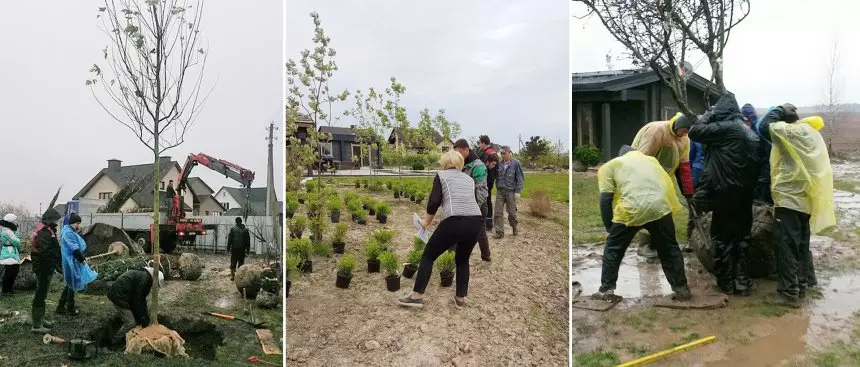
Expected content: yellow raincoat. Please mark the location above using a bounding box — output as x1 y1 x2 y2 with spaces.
769 116 836 233
631 113 691 176
597 150 682 227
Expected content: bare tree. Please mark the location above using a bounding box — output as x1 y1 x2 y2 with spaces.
87 0 212 324
575 0 750 115
820 37 844 155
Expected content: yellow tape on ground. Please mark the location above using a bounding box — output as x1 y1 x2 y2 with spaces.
617 335 716 367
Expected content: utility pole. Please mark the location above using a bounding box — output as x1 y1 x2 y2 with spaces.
265 122 279 263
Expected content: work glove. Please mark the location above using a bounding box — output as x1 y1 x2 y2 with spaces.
780 103 799 123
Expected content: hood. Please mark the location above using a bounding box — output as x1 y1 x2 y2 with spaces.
236 223 246 229
618 145 636 156
741 103 758 122
41 208 61 224
799 116 825 131
708 93 742 122
465 150 479 165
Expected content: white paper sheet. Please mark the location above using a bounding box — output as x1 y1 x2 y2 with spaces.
413 213 428 243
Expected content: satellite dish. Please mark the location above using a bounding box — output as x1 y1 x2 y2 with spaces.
678 61 694 81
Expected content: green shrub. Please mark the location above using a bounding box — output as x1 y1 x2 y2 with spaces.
337 255 356 278
305 179 319 192
368 180 384 192
364 239 383 261
404 154 426 170
376 203 391 217
413 236 426 251
312 240 332 257
309 215 327 243
436 250 455 273
326 196 341 215
406 248 422 265
286 199 299 216
332 223 349 244
285 253 302 281
285 191 298 202
307 198 323 218
385 181 394 190
288 216 308 236
372 229 396 247
354 179 361 188
573 144 601 167
346 200 362 215
356 209 368 221
343 191 359 205
287 238 312 261
379 251 399 277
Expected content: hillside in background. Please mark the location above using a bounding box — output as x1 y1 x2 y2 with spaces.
747 103 860 153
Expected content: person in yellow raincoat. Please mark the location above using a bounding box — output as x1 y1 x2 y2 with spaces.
755 103 836 308
594 145 691 301
631 113 696 258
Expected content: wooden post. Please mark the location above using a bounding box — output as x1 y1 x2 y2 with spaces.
602 102 612 161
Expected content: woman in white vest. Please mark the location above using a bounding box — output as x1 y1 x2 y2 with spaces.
399 150 484 308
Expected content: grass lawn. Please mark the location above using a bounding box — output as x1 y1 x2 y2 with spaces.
572 174 689 245
327 172 569 203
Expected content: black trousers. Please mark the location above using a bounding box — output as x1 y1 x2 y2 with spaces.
230 252 246 273
1 264 19 293
57 286 76 311
413 216 482 298
486 183 494 228
31 268 53 308
774 207 811 298
710 190 754 293
600 214 688 292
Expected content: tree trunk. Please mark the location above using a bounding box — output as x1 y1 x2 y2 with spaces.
150 135 161 325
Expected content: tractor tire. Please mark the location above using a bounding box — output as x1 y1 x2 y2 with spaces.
160 231 178 254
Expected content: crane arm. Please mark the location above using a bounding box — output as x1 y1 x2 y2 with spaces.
172 153 256 220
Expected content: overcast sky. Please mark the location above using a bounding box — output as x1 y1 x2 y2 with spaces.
571 0 859 108
0 1 283 213
286 0 570 153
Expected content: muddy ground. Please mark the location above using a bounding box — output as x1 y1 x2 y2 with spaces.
286 186 570 366
572 159 860 366
0 253 282 366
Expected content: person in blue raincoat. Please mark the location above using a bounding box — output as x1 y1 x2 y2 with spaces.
57 214 97 316
686 141 706 239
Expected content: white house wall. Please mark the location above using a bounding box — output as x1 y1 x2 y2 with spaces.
214 188 241 210
81 175 120 201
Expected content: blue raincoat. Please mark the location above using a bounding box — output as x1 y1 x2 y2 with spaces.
60 225 98 291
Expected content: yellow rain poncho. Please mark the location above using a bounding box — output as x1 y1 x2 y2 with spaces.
769 116 836 233
631 113 691 177
597 150 682 227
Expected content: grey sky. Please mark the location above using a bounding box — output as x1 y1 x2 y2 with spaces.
571 0 859 108
286 0 570 153
0 1 283 213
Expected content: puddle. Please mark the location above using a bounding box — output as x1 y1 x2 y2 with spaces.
572 249 674 299
806 274 860 349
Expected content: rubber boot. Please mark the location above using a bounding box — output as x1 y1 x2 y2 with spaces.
31 306 50 333
713 240 735 294
672 285 692 301
230 269 235 281
55 288 68 314
734 239 753 296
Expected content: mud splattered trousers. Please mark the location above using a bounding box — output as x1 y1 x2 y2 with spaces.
774 207 811 299
112 304 137 345
599 214 688 293
493 190 518 236
710 189 754 294
413 216 483 298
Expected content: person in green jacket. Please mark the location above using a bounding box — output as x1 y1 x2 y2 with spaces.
1 214 22 297
453 139 491 261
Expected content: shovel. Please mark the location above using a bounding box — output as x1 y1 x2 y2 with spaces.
202 312 265 328
682 197 711 250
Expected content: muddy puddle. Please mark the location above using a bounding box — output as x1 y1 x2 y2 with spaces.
572 251 674 299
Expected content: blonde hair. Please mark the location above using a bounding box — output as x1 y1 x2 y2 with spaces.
439 150 464 171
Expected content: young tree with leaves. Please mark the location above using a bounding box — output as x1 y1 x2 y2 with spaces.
88 0 211 324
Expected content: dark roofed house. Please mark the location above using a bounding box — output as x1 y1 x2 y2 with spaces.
215 186 282 217
319 125 383 170
572 68 724 161
387 127 452 153
72 157 195 212
187 177 225 216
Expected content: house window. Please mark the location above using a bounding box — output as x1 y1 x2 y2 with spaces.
98 192 113 200
222 202 229 210
204 211 209 216
320 142 333 155
576 103 595 146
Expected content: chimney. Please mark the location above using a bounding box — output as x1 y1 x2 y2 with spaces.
107 159 122 172
350 125 356 129
159 156 172 164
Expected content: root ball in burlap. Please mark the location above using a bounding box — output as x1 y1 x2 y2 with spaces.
178 253 203 281
13 260 37 291
234 264 264 299
125 324 189 358
255 290 280 309
688 202 776 278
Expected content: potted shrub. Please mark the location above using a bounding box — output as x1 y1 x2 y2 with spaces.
436 250 455 287
288 238 313 273
288 216 308 239
362 178 369 188
415 189 426 204
413 236 426 252
365 239 382 273
343 190 359 204
376 203 391 224
284 253 301 297
312 240 332 257
403 248 422 279
393 184 401 199
309 215 327 244
372 229 396 249
386 181 393 190
285 199 299 219
356 209 368 225
298 192 307 204
347 200 362 222
379 251 400 292
365 198 377 216
335 254 355 289
327 196 342 223
306 194 322 218
305 179 319 193
354 179 361 188
573 144 601 172
331 223 348 254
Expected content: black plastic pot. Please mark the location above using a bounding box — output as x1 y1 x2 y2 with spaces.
290 231 303 239
385 276 401 292
330 212 340 223
355 182 361 188
357 218 367 225
362 204 370 211
403 264 417 279
367 259 380 273
368 207 376 216
298 198 306 204
351 213 359 222
377 214 388 224
285 280 292 298
286 212 295 219
394 191 400 199
440 271 454 287
301 260 313 273
332 242 345 254
411 196 417 202
335 274 352 289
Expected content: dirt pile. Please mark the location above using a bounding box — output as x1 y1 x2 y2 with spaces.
178 253 203 281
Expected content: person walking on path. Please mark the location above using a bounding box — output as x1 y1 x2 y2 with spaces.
30 209 62 333
594 145 691 301
477 135 498 231
398 151 484 308
0 214 22 297
755 104 835 307
228 217 251 280
493 146 525 239
453 139 491 262
57 214 96 316
107 266 162 345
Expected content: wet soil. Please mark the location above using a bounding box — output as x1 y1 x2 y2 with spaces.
572 161 860 366
287 188 570 366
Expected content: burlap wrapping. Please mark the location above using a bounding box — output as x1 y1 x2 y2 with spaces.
124 324 189 358
178 253 203 281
